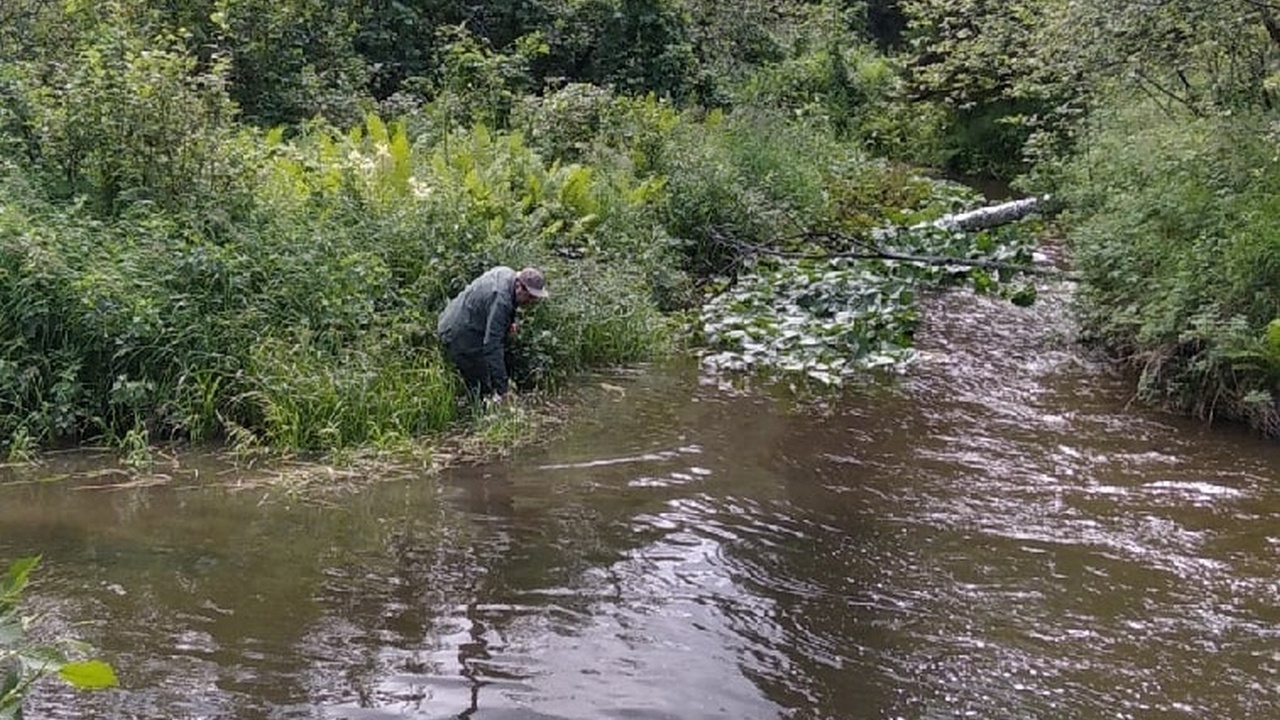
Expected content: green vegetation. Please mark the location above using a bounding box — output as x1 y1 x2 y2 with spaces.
702 178 1038 385
1061 105 1280 434
2 557 118 719
0 0 1275 457
889 0 1280 436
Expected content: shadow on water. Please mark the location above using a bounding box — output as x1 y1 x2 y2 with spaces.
4 275 1280 720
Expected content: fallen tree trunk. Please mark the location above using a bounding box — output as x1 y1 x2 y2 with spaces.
927 195 1047 232
714 229 1069 277
710 194 1071 277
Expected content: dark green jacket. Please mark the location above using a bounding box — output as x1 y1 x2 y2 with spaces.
436 266 517 393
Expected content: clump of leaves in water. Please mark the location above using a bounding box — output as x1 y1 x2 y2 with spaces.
700 218 1039 386
702 257 919 384
2 557 117 719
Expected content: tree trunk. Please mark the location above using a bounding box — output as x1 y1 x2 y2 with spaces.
928 196 1045 232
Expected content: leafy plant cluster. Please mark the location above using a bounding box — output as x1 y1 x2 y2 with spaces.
2 557 117 719
702 258 920 384
0 102 688 457
701 179 1038 386
891 0 1279 436
1060 104 1280 434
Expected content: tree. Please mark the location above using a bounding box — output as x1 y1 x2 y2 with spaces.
1034 0 1279 114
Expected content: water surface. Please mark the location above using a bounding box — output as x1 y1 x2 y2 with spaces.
4 281 1279 720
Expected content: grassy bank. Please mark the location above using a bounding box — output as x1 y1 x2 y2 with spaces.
1 89 1043 462
1057 101 1280 437
0 107 680 460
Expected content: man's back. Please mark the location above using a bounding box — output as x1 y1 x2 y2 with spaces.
437 265 516 356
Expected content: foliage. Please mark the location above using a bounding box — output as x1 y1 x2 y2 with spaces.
509 259 675 390
555 0 698 99
1061 99 1280 433
5 2 252 218
211 0 370 127
1034 0 1279 114
724 1 951 164
247 338 458 452
896 0 1278 179
422 24 542 131
652 107 860 278
0 107 682 455
2 557 117 720
701 257 919 384
700 192 1040 386
894 0 1049 175
513 84 682 173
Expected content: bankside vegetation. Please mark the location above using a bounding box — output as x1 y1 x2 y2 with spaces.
0 0 1276 465
902 0 1280 435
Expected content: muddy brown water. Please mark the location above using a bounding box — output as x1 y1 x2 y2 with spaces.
3 279 1279 720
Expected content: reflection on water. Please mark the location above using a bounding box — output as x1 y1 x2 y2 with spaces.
3 281 1280 720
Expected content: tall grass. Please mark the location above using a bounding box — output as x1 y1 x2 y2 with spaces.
0 109 684 456
248 339 458 451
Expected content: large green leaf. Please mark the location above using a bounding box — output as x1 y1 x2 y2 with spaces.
1264 318 1280 357
0 559 39 601
57 661 117 690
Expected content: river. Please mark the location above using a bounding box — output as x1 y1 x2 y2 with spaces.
3 273 1279 719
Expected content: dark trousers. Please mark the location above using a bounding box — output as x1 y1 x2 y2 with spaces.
442 343 493 397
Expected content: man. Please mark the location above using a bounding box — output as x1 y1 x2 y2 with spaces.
436 266 549 401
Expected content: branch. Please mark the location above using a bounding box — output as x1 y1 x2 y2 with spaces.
1132 69 1203 116
711 228 1075 279
925 195 1047 232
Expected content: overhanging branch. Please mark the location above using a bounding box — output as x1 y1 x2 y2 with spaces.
711 228 1074 279
709 196 1075 279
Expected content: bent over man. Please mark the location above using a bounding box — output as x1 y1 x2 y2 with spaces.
436 266 548 401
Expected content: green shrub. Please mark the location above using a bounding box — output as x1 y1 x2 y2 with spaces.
513 84 681 174
11 12 251 217
1061 100 1280 433
509 259 676 390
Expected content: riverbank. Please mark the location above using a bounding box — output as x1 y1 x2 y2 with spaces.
0 392 571 498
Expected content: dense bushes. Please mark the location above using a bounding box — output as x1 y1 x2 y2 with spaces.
0 105 686 458
1060 102 1280 435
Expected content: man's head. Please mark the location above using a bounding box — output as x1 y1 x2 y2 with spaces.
515 267 549 306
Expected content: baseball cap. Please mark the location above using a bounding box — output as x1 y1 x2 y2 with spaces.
517 267 549 298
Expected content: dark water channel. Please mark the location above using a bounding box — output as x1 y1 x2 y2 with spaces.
4 279 1280 720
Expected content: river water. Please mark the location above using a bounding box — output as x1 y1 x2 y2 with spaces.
3 276 1279 720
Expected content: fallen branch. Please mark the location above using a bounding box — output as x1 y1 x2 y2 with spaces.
927 195 1047 232
712 227 1072 278
712 194 1074 277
